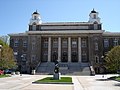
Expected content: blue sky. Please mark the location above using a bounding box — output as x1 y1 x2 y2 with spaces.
0 0 120 35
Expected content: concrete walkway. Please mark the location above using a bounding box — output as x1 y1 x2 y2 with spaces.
0 74 120 90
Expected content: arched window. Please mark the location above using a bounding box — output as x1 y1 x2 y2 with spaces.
93 14 96 19
34 16 37 20
95 56 99 63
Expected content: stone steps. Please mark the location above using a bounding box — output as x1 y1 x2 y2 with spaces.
36 62 90 75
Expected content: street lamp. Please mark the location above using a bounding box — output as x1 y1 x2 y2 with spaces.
101 55 104 62
101 55 105 74
20 55 24 75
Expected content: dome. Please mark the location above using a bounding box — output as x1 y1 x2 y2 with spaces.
33 10 39 14
91 9 97 13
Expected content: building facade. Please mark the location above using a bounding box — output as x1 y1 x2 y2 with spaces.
9 10 120 74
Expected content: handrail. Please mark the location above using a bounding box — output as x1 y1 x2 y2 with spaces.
35 61 41 71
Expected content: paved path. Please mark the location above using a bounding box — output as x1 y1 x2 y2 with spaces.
0 74 120 90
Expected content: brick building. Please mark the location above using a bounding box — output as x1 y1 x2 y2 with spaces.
9 9 120 74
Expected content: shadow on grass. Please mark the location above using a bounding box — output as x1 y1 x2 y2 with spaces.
96 79 109 81
114 83 120 87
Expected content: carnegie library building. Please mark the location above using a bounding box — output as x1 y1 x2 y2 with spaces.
9 9 120 75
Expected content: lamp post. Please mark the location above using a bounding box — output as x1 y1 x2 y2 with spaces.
101 55 104 62
101 55 105 74
20 55 24 76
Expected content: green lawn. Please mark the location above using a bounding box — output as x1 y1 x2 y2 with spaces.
108 76 120 81
0 74 10 78
35 77 72 84
115 76 120 81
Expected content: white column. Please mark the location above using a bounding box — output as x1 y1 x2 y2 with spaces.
78 37 81 62
48 37 51 62
68 37 71 62
58 37 61 62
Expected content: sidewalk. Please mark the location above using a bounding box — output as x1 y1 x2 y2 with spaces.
0 74 120 90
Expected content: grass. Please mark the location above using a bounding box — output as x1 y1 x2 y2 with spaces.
35 77 72 84
0 74 10 78
108 76 120 81
115 76 120 81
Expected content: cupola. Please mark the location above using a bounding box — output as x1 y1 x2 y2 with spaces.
29 10 42 25
88 9 101 24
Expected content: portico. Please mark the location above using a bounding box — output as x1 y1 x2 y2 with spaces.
41 36 84 63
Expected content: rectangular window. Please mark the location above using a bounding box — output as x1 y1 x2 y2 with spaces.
113 38 119 46
81 39 86 47
23 40 27 47
32 43 35 50
94 24 98 30
104 39 109 48
82 51 87 62
21 54 26 61
31 55 36 61
62 40 67 48
32 25 36 31
95 42 98 50
72 40 77 48
43 41 48 48
14 40 19 47
53 40 58 48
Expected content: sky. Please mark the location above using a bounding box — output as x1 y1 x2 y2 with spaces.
0 0 120 35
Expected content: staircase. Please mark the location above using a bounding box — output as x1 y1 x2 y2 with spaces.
36 62 91 75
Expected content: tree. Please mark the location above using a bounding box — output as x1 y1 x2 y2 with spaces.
0 40 16 70
105 46 120 73
0 35 9 45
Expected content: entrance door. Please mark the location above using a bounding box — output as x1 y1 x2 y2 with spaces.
62 52 68 62
52 52 58 62
71 52 78 62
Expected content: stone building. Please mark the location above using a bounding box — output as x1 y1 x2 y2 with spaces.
9 9 120 74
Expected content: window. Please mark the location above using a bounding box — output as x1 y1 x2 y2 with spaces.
34 16 37 19
95 42 98 50
43 51 48 61
62 39 67 48
104 39 109 47
43 41 48 48
94 24 98 30
31 55 36 61
113 38 119 46
82 51 87 62
32 25 36 31
32 43 35 50
21 54 26 61
23 40 27 47
95 56 99 63
93 14 96 19
72 40 77 48
81 39 86 47
14 40 19 47
53 39 58 48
